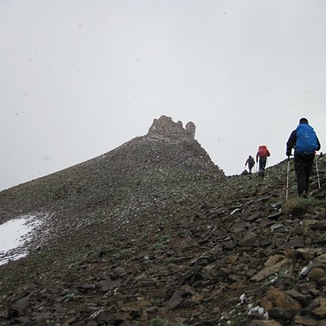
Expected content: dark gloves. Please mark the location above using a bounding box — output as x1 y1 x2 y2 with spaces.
286 149 291 157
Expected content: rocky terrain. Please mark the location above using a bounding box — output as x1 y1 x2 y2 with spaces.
0 115 325 326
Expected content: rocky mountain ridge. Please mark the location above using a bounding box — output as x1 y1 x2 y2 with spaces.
0 115 325 326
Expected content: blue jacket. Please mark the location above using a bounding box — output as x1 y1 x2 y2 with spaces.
286 123 320 156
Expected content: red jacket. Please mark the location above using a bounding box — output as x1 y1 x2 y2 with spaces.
256 146 270 162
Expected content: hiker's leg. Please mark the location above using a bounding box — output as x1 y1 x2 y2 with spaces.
259 157 266 176
258 160 262 176
294 155 306 195
303 155 314 193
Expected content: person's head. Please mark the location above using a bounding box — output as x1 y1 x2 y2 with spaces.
299 117 309 124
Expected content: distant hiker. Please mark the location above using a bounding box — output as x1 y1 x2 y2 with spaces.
245 155 255 174
256 145 270 177
286 117 321 197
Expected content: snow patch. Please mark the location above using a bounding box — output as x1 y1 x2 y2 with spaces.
0 213 46 265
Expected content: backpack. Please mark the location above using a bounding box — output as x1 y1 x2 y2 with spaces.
258 146 269 158
296 124 318 155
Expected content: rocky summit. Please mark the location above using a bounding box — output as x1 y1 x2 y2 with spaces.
0 115 325 326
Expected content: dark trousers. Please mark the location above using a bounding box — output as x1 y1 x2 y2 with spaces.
258 157 267 176
294 153 314 195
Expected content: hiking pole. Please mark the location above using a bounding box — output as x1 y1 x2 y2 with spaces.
315 159 321 189
286 158 290 201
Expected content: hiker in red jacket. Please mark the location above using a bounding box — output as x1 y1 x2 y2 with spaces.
256 145 270 177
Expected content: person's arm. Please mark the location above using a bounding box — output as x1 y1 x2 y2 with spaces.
286 130 296 156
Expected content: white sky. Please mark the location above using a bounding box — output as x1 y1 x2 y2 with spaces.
1 0 325 190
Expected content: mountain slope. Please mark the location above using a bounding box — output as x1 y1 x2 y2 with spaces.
0 116 325 325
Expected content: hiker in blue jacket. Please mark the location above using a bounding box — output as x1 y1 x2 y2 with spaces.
286 118 321 197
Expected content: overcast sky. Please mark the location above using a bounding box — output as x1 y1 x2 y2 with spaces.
1 0 325 191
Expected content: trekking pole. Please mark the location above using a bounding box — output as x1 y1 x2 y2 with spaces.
286 158 290 201
315 159 321 189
